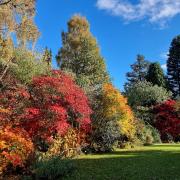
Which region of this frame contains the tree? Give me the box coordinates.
[146,62,166,88]
[154,100,180,142]
[92,83,138,152]
[56,15,109,88]
[167,35,180,98]
[0,0,39,82]
[126,81,172,124]
[10,48,50,85]
[22,71,92,145]
[0,0,39,48]
[126,81,171,108]
[56,15,111,151]
[125,54,149,90]
[0,80,34,174]
[0,70,92,153]
[42,47,52,67]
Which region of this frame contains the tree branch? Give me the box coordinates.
[0,0,13,6]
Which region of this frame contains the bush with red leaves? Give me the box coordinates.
[22,70,92,142]
[154,100,180,142]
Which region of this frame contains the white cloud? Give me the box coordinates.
[96,0,180,26]
[160,52,168,59]
[161,64,167,70]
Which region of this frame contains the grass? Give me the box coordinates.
[65,144,180,180]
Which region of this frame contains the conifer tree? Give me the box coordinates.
[167,35,180,98]
[56,15,109,89]
[125,54,149,90]
[146,62,166,88]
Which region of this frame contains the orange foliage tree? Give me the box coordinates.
[102,83,137,140]
[0,82,34,174]
[0,127,34,174]
[92,83,138,152]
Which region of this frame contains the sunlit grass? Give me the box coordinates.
[65,144,180,180]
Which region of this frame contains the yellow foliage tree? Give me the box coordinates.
[101,83,137,141]
[0,0,40,82]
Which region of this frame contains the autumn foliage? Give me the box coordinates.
[154,100,180,141]
[102,83,137,140]
[1,9,180,179]
[22,71,92,142]
[92,83,138,152]
[0,70,92,175]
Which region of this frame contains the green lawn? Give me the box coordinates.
[66,144,180,180]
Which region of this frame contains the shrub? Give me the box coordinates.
[34,156,74,180]
[92,120,120,152]
[11,48,50,84]
[92,83,138,152]
[154,100,180,142]
[0,127,34,175]
[136,122,161,145]
[134,106,154,124]
[41,129,82,158]
[22,71,92,148]
[0,90,34,175]
[125,81,171,124]
[148,124,161,143]
[144,135,154,146]
[126,81,171,108]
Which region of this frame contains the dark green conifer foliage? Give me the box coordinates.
[167,35,180,97]
[125,54,149,90]
[146,62,166,88]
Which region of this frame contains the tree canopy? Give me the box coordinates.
[56,15,109,88]
[167,35,180,98]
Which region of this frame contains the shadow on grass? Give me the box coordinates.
[65,147,180,180]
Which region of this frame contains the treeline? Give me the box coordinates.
[0,1,179,179]
[124,54,179,142]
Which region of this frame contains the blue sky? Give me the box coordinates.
[35,0,180,90]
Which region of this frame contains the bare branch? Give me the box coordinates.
[0,0,13,6]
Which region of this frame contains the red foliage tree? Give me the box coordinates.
[22,70,92,142]
[0,85,29,128]
[0,82,34,173]
[154,100,180,141]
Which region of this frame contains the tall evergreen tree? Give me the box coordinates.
[146,62,166,88]
[124,54,149,90]
[56,15,109,89]
[167,35,180,98]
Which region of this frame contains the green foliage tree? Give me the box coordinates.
[167,35,180,98]
[126,81,172,124]
[146,62,167,88]
[125,54,149,90]
[10,48,50,84]
[56,15,109,89]
[126,81,171,107]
